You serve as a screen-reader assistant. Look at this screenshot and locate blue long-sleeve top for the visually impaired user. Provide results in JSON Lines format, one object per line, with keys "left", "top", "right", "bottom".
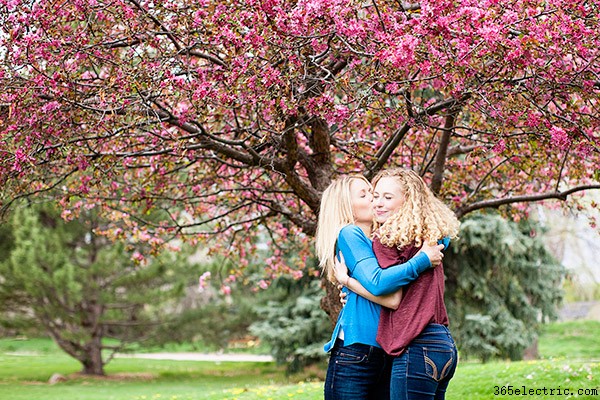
{"left": 324, "top": 224, "right": 432, "bottom": 352}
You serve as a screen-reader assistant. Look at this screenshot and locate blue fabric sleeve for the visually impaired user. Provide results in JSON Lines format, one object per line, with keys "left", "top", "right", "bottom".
{"left": 439, "top": 236, "right": 450, "bottom": 249}
{"left": 337, "top": 226, "right": 432, "bottom": 296}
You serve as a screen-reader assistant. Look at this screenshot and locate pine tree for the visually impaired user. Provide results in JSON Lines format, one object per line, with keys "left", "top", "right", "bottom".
{"left": 0, "top": 203, "right": 196, "bottom": 375}
{"left": 444, "top": 213, "right": 566, "bottom": 362}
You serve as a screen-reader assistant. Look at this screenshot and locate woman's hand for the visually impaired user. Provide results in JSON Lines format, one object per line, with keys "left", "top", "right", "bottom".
{"left": 333, "top": 252, "right": 350, "bottom": 286}
{"left": 337, "top": 284, "right": 348, "bottom": 306}
{"left": 334, "top": 251, "right": 403, "bottom": 309}
{"left": 420, "top": 242, "right": 445, "bottom": 267}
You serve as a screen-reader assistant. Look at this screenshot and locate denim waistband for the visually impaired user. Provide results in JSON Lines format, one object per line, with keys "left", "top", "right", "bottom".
{"left": 415, "top": 323, "right": 454, "bottom": 341}
{"left": 334, "top": 338, "right": 386, "bottom": 358}
{"left": 422, "top": 323, "right": 451, "bottom": 334}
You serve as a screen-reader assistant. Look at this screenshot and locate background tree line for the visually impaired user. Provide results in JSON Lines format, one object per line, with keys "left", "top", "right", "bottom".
{"left": 0, "top": 201, "right": 565, "bottom": 375}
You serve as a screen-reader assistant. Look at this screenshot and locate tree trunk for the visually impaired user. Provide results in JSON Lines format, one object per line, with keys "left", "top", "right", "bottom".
{"left": 321, "top": 278, "right": 342, "bottom": 327}
{"left": 523, "top": 338, "right": 539, "bottom": 360}
{"left": 80, "top": 336, "right": 105, "bottom": 375}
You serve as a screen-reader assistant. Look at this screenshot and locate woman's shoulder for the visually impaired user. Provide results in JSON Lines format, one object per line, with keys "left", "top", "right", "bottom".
{"left": 338, "top": 224, "right": 369, "bottom": 241}
{"left": 337, "top": 225, "right": 374, "bottom": 261}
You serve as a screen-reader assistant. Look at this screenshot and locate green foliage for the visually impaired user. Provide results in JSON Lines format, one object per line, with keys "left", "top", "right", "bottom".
{"left": 146, "top": 255, "right": 262, "bottom": 352}
{"left": 150, "top": 298, "right": 259, "bottom": 352}
{"left": 249, "top": 276, "right": 330, "bottom": 373}
{"left": 444, "top": 213, "right": 566, "bottom": 362}
{"left": 0, "top": 201, "right": 199, "bottom": 373}
{"left": 458, "top": 314, "right": 500, "bottom": 359}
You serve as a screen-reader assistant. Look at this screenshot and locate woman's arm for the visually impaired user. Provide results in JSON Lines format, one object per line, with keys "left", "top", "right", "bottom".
{"left": 348, "top": 280, "right": 402, "bottom": 310}
{"left": 348, "top": 239, "right": 449, "bottom": 310}
{"left": 335, "top": 255, "right": 402, "bottom": 309}
{"left": 336, "top": 226, "right": 447, "bottom": 296}
{"left": 337, "top": 227, "right": 446, "bottom": 296}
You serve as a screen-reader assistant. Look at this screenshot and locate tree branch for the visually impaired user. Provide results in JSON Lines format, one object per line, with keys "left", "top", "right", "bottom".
{"left": 366, "top": 123, "right": 411, "bottom": 180}
{"left": 431, "top": 109, "right": 459, "bottom": 194}
{"left": 455, "top": 185, "right": 600, "bottom": 218}
{"left": 366, "top": 94, "right": 471, "bottom": 180}
{"left": 127, "top": 0, "right": 183, "bottom": 53}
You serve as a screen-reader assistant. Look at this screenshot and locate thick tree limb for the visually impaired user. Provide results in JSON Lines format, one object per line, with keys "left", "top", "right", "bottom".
{"left": 455, "top": 184, "right": 600, "bottom": 218}
{"left": 431, "top": 110, "right": 458, "bottom": 194}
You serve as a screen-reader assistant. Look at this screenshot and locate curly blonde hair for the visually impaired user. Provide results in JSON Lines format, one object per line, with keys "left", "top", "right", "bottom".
{"left": 373, "top": 168, "right": 459, "bottom": 248}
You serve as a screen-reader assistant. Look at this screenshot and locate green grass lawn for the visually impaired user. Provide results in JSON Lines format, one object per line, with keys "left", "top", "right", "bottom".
{"left": 538, "top": 319, "right": 600, "bottom": 360}
{"left": 0, "top": 352, "right": 306, "bottom": 400}
{"left": 1, "top": 320, "right": 599, "bottom": 399}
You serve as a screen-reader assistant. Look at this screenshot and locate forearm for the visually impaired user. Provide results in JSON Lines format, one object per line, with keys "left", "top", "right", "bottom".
{"left": 345, "top": 277, "right": 402, "bottom": 309}
{"left": 352, "top": 252, "right": 431, "bottom": 295}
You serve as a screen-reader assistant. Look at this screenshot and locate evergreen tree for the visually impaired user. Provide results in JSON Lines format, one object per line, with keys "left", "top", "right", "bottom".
{"left": 444, "top": 213, "right": 566, "bottom": 362}
{"left": 249, "top": 276, "right": 330, "bottom": 373}
{"left": 0, "top": 202, "right": 197, "bottom": 375}
{"left": 150, "top": 255, "right": 261, "bottom": 351}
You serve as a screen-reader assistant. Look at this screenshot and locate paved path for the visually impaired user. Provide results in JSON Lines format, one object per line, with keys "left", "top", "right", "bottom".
{"left": 115, "top": 352, "right": 274, "bottom": 362}
{"left": 7, "top": 351, "right": 274, "bottom": 363}
{"left": 558, "top": 300, "right": 600, "bottom": 321}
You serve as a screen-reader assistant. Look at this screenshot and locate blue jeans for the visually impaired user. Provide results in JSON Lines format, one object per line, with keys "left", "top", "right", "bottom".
{"left": 324, "top": 338, "right": 391, "bottom": 400}
{"left": 390, "top": 324, "right": 458, "bottom": 400}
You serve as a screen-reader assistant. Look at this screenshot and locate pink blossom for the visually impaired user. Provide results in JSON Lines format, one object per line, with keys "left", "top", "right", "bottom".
{"left": 221, "top": 285, "right": 232, "bottom": 296}
{"left": 12, "top": 148, "right": 29, "bottom": 172}
{"left": 61, "top": 209, "right": 73, "bottom": 220}
{"left": 549, "top": 126, "right": 571, "bottom": 150}
{"left": 258, "top": 280, "right": 270, "bottom": 290}
{"left": 492, "top": 139, "right": 506, "bottom": 153}
{"left": 198, "top": 271, "right": 211, "bottom": 292}
{"left": 0, "top": 0, "right": 599, "bottom": 300}
{"left": 291, "top": 270, "right": 303, "bottom": 280}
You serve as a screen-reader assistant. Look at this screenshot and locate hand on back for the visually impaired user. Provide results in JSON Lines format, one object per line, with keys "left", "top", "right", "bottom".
{"left": 333, "top": 252, "right": 350, "bottom": 285}
{"left": 334, "top": 252, "right": 349, "bottom": 306}
{"left": 421, "top": 242, "right": 445, "bottom": 267}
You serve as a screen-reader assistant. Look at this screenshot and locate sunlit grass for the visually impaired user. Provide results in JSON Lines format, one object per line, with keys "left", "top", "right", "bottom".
{"left": 538, "top": 320, "right": 600, "bottom": 359}
{"left": 449, "top": 358, "right": 599, "bottom": 399}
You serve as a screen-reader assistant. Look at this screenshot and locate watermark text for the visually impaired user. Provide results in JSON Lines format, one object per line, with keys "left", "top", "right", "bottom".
{"left": 493, "top": 385, "right": 598, "bottom": 396}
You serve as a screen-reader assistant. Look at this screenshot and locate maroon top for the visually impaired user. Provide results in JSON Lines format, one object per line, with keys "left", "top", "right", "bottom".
{"left": 374, "top": 237, "right": 449, "bottom": 356}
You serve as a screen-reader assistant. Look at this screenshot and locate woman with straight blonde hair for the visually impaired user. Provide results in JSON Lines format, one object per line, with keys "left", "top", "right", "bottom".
{"left": 316, "top": 174, "right": 444, "bottom": 400}
{"left": 334, "top": 168, "right": 460, "bottom": 400}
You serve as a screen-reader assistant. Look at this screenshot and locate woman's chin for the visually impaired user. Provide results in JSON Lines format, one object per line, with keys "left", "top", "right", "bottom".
{"left": 374, "top": 215, "right": 388, "bottom": 224}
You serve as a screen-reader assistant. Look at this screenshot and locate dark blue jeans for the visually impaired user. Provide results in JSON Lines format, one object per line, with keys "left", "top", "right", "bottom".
{"left": 390, "top": 324, "right": 458, "bottom": 400}
{"left": 324, "top": 338, "right": 392, "bottom": 400}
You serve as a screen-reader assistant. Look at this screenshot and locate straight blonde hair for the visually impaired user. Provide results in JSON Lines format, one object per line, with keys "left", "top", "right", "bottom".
{"left": 373, "top": 168, "right": 460, "bottom": 248}
{"left": 315, "top": 175, "right": 371, "bottom": 283}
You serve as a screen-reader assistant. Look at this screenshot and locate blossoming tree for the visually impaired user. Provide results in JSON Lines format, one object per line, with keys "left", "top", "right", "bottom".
{"left": 1, "top": 0, "right": 599, "bottom": 319}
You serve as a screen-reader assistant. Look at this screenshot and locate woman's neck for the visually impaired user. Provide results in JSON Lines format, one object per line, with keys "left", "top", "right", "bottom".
{"left": 355, "top": 222, "right": 372, "bottom": 237}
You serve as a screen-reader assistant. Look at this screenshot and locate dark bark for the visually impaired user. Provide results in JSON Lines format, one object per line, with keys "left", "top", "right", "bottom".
{"left": 320, "top": 279, "right": 343, "bottom": 328}
{"left": 431, "top": 109, "right": 458, "bottom": 194}
{"left": 80, "top": 335, "right": 105, "bottom": 375}
{"left": 523, "top": 338, "right": 539, "bottom": 361}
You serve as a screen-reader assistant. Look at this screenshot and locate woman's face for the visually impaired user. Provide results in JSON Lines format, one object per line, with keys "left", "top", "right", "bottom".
{"left": 373, "top": 176, "right": 404, "bottom": 224}
{"left": 349, "top": 179, "right": 373, "bottom": 224}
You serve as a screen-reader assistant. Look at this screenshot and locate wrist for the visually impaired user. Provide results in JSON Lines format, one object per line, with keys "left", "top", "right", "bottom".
{"left": 344, "top": 276, "right": 350, "bottom": 287}
{"left": 414, "top": 252, "right": 432, "bottom": 271}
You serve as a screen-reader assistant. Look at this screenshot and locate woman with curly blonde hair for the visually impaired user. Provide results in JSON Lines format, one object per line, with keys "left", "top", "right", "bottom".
{"left": 334, "top": 168, "right": 460, "bottom": 400}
